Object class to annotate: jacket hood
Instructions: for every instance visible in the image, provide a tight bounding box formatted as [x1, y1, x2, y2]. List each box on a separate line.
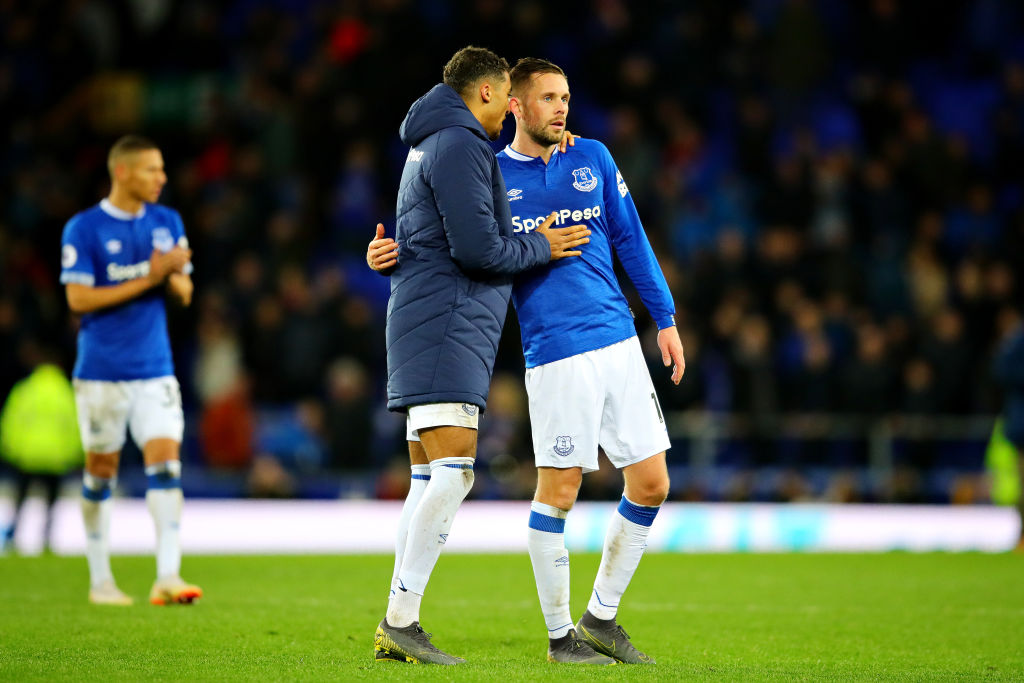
[399, 84, 488, 147]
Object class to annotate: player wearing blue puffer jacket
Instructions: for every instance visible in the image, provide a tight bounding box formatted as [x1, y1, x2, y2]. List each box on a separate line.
[370, 46, 590, 665]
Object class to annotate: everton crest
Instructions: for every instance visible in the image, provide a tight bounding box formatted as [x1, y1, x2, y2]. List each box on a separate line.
[151, 227, 174, 252]
[571, 167, 598, 192]
[553, 435, 575, 456]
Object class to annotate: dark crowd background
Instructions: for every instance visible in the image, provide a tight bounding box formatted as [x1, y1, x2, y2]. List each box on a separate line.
[2, 0, 1023, 504]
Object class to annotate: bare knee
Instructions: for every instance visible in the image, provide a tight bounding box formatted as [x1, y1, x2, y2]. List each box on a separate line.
[541, 486, 580, 512]
[142, 438, 180, 467]
[623, 452, 670, 506]
[625, 474, 670, 507]
[419, 426, 477, 461]
[535, 467, 582, 511]
[85, 452, 120, 479]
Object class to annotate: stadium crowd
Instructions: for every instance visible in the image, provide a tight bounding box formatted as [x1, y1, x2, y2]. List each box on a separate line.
[1, 0, 1022, 503]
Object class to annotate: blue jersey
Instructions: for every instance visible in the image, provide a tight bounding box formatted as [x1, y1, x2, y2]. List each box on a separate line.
[60, 199, 191, 381]
[497, 138, 675, 368]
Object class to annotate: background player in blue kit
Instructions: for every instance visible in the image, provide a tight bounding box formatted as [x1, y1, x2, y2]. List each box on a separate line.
[368, 57, 684, 665]
[60, 135, 202, 606]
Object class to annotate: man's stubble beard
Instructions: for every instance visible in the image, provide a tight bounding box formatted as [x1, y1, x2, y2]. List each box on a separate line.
[527, 120, 563, 147]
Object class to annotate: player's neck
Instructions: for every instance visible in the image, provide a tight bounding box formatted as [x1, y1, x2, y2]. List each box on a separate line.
[510, 133, 557, 165]
[107, 187, 144, 215]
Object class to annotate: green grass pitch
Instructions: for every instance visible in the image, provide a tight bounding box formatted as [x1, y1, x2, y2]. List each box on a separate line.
[1, 552, 1023, 681]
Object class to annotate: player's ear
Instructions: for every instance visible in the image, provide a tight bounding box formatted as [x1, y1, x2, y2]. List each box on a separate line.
[509, 96, 522, 118]
[112, 152, 138, 183]
[479, 80, 492, 104]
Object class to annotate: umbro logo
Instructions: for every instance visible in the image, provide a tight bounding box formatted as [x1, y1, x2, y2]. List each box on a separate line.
[439, 533, 448, 544]
[507, 188, 523, 201]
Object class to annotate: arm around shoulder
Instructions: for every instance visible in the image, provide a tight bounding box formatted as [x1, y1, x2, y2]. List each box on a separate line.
[433, 139, 550, 275]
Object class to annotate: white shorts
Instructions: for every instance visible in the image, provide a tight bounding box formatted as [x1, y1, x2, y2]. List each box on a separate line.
[405, 402, 480, 441]
[73, 376, 184, 454]
[525, 336, 670, 473]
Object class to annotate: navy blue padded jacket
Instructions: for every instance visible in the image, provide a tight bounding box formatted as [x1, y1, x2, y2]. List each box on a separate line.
[386, 84, 549, 412]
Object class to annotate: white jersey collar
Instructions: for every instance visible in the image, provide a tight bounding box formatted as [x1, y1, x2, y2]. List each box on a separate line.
[100, 198, 146, 220]
[503, 145, 559, 162]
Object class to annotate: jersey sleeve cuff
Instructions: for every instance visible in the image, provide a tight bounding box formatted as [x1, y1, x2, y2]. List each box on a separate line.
[60, 272, 95, 286]
[656, 314, 676, 330]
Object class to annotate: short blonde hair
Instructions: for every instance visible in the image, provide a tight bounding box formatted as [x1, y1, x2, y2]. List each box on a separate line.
[107, 134, 159, 176]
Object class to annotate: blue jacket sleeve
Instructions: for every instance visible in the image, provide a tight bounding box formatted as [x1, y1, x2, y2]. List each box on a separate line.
[994, 327, 1024, 388]
[597, 143, 676, 329]
[430, 135, 549, 275]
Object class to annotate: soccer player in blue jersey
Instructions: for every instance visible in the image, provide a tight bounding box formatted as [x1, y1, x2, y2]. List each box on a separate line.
[501, 57, 683, 665]
[60, 135, 202, 606]
[369, 58, 684, 665]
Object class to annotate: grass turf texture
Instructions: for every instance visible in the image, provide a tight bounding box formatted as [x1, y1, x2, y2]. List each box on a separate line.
[1, 553, 1022, 681]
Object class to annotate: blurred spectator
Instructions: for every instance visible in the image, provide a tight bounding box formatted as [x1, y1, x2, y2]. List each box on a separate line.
[477, 372, 532, 500]
[0, 293, 26, 402]
[193, 290, 242, 404]
[324, 357, 373, 470]
[254, 399, 327, 474]
[246, 454, 295, 499]
[839, 322, 897, 415]
[277, 266, 331, 400]
[0, 345, 82, 552]
[768, 0, 830, 100]
[992, 321, 1024, 549]
[902, 357, 940, 415]
[199, 374, 254, 471]
[729, 314, 779, 418]
[920, 308, 973, 413]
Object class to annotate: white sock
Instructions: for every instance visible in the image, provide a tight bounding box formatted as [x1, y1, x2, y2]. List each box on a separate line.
[145, 461, 183, 579]
[527, 501, 573, 639]
[387, 456, 474, 627]
[81, 473, 114, 588]
[587, 496, 660, 620]
[390, 464, 431, 600]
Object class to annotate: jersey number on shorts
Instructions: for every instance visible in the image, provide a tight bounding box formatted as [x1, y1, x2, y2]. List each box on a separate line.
[651, 392, 664, 424]
[162, 383, 182, 409]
